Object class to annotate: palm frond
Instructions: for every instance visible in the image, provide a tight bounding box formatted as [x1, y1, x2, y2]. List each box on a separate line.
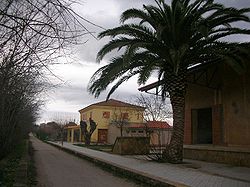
[98, 24, 156, 40]
[120, 8, 157, 29]
[106, 70, 139, 100]
[97, 37, 148, 62]
[89, 0, 250, 99]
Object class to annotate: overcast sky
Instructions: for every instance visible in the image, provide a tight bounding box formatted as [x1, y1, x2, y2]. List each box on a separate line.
[38, 0, 250, 124]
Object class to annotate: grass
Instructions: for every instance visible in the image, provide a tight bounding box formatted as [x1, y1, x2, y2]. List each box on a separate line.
[0, 139, 37, 186]
[27, 140, 37, 186]
[74, 143, 113, 152]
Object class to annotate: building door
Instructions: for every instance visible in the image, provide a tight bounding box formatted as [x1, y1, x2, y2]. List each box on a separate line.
[98, 129, 108, 143]
[192, 108, 212, 144]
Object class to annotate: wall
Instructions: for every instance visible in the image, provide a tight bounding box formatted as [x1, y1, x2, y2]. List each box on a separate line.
[79, 105, 144, 143]
[222, 64, 250, 146]
[184, 83, 218, 144]
[112, 137, 150, 155]
[183, 145, 250, 167]
[150, 129, 172, 146]
[80, 107, 111, 142]
[108, 127, 172, 146]
[107, 124, 131, 144]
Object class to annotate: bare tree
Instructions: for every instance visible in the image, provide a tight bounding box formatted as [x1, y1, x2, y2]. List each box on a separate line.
[0, 64, 43, 158]
[0, 0, 99, 158]
[134, 94, 172, 122]
[132, 94, 173, 162]
[80, 118, 97, 146]
[132, 94, 173, 139]
[52, 113, 78, 146]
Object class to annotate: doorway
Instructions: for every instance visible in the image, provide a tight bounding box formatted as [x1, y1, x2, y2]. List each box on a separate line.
[192, 108, 212, 144]
[98, 129, 108, 143]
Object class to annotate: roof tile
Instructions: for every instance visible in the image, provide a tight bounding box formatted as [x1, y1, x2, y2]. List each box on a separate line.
[79, 99, 145, 112]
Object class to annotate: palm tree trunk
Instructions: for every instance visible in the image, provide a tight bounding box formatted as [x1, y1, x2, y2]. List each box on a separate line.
[162, 68, 186, 164]
[163, 94, 185, 163]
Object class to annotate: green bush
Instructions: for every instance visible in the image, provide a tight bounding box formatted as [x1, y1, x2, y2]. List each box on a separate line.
[0, 140, 26, 186]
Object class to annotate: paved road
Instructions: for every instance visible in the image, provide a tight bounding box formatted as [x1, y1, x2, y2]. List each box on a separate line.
[31, 136, 140, 187]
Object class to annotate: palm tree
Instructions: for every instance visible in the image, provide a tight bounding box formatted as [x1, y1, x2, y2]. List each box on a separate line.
[88, 0, 250, 163]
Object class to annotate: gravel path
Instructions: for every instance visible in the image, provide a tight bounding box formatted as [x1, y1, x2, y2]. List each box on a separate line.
[31, 136, 140, 187]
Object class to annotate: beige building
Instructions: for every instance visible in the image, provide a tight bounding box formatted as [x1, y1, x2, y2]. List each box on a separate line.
[138, 62, 250, 166]
[184, 63, 250, 147]
[66, 99, 145, 144]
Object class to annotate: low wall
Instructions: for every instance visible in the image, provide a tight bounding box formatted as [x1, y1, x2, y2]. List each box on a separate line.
[183, 145, 250, 167]
[112, 137, 150, 155]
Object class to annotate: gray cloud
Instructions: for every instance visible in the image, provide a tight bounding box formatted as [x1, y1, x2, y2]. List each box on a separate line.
[39, 0, 250, 123]
[74, 0, 250, 62]
[216, 0, 250, 8]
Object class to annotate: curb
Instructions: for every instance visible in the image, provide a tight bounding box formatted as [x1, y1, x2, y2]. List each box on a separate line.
[46, 142, 188, 187]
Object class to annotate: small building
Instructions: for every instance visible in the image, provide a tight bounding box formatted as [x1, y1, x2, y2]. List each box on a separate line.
[127, 121, 172, 146]
[64, 122, 79, 142]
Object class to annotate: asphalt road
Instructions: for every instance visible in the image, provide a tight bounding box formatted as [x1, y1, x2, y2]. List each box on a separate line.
[30, 136, 140, 187]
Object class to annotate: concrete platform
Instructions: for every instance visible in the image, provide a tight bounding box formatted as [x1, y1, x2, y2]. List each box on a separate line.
[184, 145, 250, 167]
[48, 142, 250, 187]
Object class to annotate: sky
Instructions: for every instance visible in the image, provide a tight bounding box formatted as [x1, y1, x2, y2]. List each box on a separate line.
[38, 0, 250, 124]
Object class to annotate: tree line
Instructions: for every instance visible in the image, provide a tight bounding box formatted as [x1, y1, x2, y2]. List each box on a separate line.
[0, 0, 92, 159]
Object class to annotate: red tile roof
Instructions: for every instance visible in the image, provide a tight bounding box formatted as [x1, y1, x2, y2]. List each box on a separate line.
[129, 121, 172, 129]
[147, 121, 172, 129]
[64, 122, 78, 127]
[79, 99, 145, 112]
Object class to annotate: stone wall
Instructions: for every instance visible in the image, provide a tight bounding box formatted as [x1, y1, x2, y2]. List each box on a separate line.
[112, 137, 150, 155]
[183, 145, 250, 167]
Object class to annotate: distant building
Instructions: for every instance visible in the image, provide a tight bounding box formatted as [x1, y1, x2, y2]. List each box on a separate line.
[38, 121, 59, 140]
[39, 122, 58, 134]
